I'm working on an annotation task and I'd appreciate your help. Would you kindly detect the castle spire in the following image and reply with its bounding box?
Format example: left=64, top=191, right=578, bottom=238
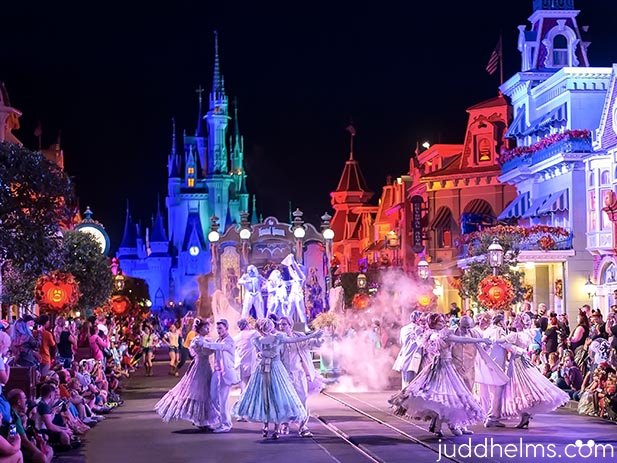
left=250, top=195, right=258, bottom=225
left=151, top=196, right=168, bottom=242
left=168, top=118, right=180, bottom=177
left=119, top=201, right=137, bottom=249
left=212, top=30, right=223, bottom=95
left=195, top=85, right=205, bottom=136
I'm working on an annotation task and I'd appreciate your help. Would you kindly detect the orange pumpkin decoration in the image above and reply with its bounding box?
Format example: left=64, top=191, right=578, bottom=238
left=352, top=293, right=370, bottom=310
left=478, top=275, right=514, bottom=311
left=34, top=271, right=80, bottom=314
left=111, top=295, right=131, bottom=316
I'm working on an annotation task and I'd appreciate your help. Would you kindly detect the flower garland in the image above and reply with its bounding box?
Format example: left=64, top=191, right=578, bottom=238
left=34, top=270, right=80, bottom=314
left=456, top=224, right=570, bottom=247
left=499, top=129, right=590, bottom=165
left=477, top=275, right=515, bottom=311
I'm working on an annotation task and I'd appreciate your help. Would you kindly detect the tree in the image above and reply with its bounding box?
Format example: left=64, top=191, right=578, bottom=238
left=0, top=142, right=74, bottom=306
left=60, top=231, right=113, bottom=311
left=458, top=231, right=526, bottom=310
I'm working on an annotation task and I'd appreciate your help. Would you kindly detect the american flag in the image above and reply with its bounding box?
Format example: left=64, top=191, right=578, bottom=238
left=486, top=36, right=502, bottom=76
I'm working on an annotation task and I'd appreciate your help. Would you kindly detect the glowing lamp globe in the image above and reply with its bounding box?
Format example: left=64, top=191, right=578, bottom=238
left=208, top=230, right=220, bottom=243
left=417, top=259, right=429, bottom=280
left=239, top=228, right=251, bottom=240
left=322, top=228, right=334, bottom=240
left=189, top=246, right=200, bottom=256
left=488, top=238, right=504, bottom=268
left=418, top=294, right=432, bottom=307
left=293, top=227, right=306, bottom=239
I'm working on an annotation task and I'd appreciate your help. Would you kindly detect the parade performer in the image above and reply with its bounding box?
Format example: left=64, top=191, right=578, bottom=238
left=233, top=319, right=259, bottom=401
left=389, top=313, right=490, bottom=437
left=238, top=265, right=265, bottom=319
left=305, top=267, right=325, bottom=318
left=234, top=318, right=322, bottom=440
left=450, top=315, right=509, bottom=435
left=278, top=316, right=324, bottom=437
left=266, top=270, right=288, bottom=318
left=281, top=254, right=308, bottom=326
left=392, top=311, right=423, bottom=388
left=211, top=289, right=241, bottom=336
left=328, top=278, right=345, bottom=313
left=154, top=318, right=218, bottom=429
left=500, top=313, right=570, bottom=429
left=205, top=319, right=239, bottom=433
left=482, top=313, right=510, bottom=428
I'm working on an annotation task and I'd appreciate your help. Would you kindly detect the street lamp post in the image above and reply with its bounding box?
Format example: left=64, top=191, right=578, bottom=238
left=208, top=216, right=221, bottom=289
left=321, top=212, right=335, bottom=294
left=488, top=238, right=504, bottom=276
left=584, top=275, right=596, bottom=299
left=114, top=269, right=126, bottom=292
left=292, top=208, right=306, bottom=264
left=239, top=211, right=251, bottom=271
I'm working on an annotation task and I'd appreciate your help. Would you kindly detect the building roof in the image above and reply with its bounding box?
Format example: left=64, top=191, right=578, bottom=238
left=119, top=207, right=137, bottom=249
left=335, top=155, right=371, bottom=193
left=467, top=94, right=508, bottom=111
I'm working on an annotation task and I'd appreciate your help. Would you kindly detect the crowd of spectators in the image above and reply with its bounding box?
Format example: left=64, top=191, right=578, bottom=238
left=0, top=311, right=144, bottom=463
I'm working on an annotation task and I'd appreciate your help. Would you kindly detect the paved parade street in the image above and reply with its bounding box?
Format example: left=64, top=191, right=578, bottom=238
left=71, top=361, right=617, bottom=463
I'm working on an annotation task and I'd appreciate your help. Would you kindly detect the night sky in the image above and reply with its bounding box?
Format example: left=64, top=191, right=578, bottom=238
left=2, top=1, right=617, bottom=251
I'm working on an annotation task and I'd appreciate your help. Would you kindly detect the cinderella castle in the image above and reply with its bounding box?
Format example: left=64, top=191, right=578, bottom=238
left=117, top=32, right=255, bottom=309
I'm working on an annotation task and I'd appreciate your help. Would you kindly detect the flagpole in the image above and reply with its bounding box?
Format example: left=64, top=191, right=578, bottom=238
left=499, top=31, right=504, bottom=86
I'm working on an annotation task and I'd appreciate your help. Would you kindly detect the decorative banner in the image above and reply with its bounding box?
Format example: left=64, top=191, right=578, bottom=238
left=478, top=275, right=514, bottom=311
left=411, top=195, right=424, bottom=253
left=34, top=271, right=80, bottom=314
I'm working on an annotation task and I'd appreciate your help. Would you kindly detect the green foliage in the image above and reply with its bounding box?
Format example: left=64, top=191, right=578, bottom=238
left=61, top=231, right=113, bottom=310
left=458, top=232, right=526, bottom=310
left=0, top=142, right=74, bottom=305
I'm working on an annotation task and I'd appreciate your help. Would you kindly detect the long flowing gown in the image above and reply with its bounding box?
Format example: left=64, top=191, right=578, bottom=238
left=501, top=330, right=569, bottom=417
left=389, top=328, right=486, bottom=428
left=154, top=335, right=219, bottom=427
left=234, top=333, right=307, bottom=423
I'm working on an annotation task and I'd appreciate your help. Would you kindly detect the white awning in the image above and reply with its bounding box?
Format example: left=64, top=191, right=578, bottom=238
left=497, top=192, right=530, bottom=220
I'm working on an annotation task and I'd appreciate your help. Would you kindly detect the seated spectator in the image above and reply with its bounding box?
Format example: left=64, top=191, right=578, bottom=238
left=0, top=414, right=22, bottom=463
left=34, top=384, right=72, bottom=448
left=560, top=354, right=583, bottom=397
left=6, top=389, right=52, bottom=463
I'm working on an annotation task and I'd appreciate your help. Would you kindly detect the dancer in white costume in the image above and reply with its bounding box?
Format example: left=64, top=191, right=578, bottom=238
left=450, top=315, right=509, bottom=435
left=239, top=265, right=265, bottom=319
left=389, top=313, right=491, bottom=437
left=154, top=318, right=218, bottom=429
left=278, top=316, right=324, bottom=437
left=211, top=289, right=241, bottom=336
left=392, top=311, right=423, bottom=388
left=500, top=313, right=569, bottom=428
left=328, top=279, right=345, bottom=313
left=266, top=270, right=288, bottom=318
left=233, top=318, right=258, bottom=399
left=281, top=254, right=308, bottom=325
left=483, top=313, right=509, bottom=428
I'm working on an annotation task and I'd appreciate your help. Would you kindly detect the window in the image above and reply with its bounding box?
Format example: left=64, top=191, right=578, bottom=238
left=477, top=138, right=492, bottom=162
left=188, top=167, right=195, bottom=175
left=188, top=178, right=195, bottom=187
left=601, top=170, right=610, bottom=185
left=588, top=190, right=597, bottom=231
left=589, top=171, right=595, bottom=187
left=437, top=228, right=452, bottom=248
left=601, top=188, right=611, bottom=229
left=552, top=34, right=568, bottom=67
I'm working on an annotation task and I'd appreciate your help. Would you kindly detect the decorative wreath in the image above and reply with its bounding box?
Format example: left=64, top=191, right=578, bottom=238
left=34, top=271, right=80, bottom=314
left=477, top=275, right=514, bottom=311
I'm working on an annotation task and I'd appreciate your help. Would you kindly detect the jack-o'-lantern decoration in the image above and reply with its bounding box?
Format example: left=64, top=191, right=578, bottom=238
left=477, top=275, right=514, bottom=311
left=417, top=294, right=432, bottom=307
left=352, top=293, right=370, bottom=310
left=111, top=295, right=132, bottom=316
left=34, top=271, right=80, bottom=314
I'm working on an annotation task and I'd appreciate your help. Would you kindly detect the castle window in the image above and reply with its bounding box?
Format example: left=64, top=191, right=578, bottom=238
left=188, top=167, right=195, bottom=175
left=188, top=178, right=195, bottom=187
left=552, top=34, right=568, bottom=67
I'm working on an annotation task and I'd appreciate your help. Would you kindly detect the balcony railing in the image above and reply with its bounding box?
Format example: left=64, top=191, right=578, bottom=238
left=501, top=132, right=592, bottom=174
left=458, top=232, right=573, bottom=258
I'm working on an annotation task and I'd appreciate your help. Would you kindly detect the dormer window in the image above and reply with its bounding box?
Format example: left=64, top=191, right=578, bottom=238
left=188, top=167, right=195, bottom=175
left=552, top=34, right=568, bottom=66
left=478, top=138, right=492, bottom=162
left=188, top=178, right=195, bottom=187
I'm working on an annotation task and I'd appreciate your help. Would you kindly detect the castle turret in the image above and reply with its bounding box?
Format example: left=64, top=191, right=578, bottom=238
left=117, top=204, right=138, bottom=259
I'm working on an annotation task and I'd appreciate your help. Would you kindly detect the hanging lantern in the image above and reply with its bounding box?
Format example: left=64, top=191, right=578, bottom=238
left=34, top=271, right=80, bottom=314
left=417, top=294, right=432, bottom=307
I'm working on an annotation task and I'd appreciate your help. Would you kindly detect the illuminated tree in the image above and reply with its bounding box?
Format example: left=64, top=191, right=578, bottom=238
left=0, top=142, right=73, bottom=306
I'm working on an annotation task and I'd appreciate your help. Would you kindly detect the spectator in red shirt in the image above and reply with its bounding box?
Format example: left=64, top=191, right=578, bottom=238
left=35, top=316, right=56, bottom=377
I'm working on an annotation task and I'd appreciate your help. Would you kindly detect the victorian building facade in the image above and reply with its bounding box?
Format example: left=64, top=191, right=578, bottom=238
left=497, top=0, right=611, bottom=317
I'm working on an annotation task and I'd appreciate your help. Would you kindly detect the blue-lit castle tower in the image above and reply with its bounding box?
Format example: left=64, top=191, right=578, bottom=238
left=118, top=32, right=251, bottom=307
